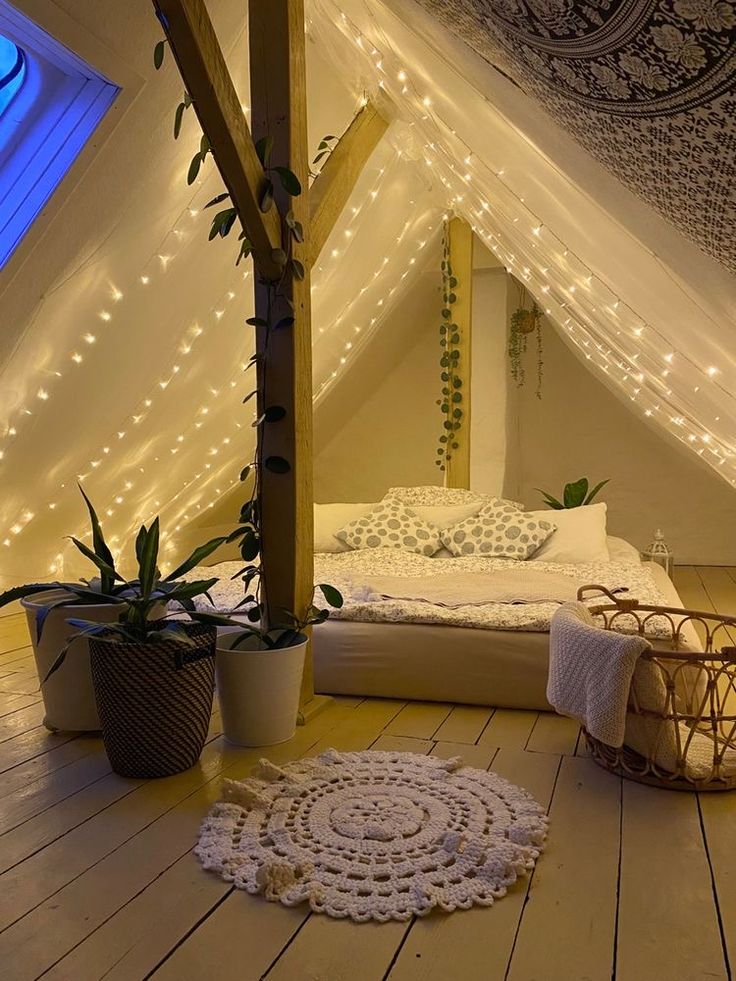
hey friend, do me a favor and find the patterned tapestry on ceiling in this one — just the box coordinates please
[412,0,736,273]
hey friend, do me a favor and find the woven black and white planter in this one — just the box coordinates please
[89,621,216,779]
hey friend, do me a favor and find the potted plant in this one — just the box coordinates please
[153,42,344,748]
[0,488,229,771]
[537,476,610,509]
[508,281,544,398]
[214,582,343,747]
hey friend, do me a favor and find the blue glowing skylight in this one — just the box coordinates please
[0,34,25,117]
[0,3,119,270]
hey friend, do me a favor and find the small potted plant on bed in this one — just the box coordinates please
[0,488,230,772]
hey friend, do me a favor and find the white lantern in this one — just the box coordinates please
[642,529,673,576]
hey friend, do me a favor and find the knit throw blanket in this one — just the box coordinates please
[548,603,651,747]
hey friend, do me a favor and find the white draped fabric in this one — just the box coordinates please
[0,0,733,583]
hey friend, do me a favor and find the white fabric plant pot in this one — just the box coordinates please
[21,589,125,732]
[215,631,307,747]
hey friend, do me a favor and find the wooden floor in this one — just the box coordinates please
[0,566,735,981]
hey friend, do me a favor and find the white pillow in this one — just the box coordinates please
[607,536,641,564]
[314,503,378,553]
[528,502,609,564]
[336,500,442,556]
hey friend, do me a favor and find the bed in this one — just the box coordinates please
[193,507,698,712]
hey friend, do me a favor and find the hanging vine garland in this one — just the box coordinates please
[435,222,463,472]
[508,280,544,400]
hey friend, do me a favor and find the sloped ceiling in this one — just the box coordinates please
[409,0,736,273]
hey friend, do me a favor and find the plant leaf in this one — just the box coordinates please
[317,584,343,608]
[153,39,165,70]
[165,538,228,581]
[584,479,610,505]
[205,191,230,209]
[265,456,290,474]
[274,166,301,196]
[69,537,119,583]
[255,135,273,167]
[563,478,588,509]
[187,152,202,185]
[174,101,185,139]
[138,518,160,599]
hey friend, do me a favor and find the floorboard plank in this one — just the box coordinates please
[507,756,620,981]
[432,705,493,745]
[258,733,428,981]
[0,700,45,743]
[526,711,580,755]
[478,709,538,748]
[0,735,100,801]
[699,791,736,973]
[384,703,452,740]
[388,747,560,981]
[0,701,357,981]
[430,741,498,770]
[616,779,728,981]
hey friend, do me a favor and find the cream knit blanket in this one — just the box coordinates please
[548,603,651,747]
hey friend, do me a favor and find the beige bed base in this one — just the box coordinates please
[312,563,696,711]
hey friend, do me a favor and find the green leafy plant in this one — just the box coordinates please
[508,282,543,399]
[536,477,610,510]
[435,223,463,472]
[153,36,343,646]
[0,487,234,678]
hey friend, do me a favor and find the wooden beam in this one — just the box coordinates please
[308,101,389,266]
[153,0,283,278]
[248,0,318,710]
[445,217,474,490]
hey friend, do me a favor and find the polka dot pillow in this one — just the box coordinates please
[441,504,556,559]
[335,500,442,557]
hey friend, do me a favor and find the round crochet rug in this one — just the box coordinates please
[195,749,548,922]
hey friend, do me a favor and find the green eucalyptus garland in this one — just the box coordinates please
[435,224,463,472]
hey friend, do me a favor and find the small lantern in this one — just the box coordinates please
[642,529,673,576]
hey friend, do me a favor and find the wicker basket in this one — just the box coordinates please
[89,621,216,778]
[579,585,736,791]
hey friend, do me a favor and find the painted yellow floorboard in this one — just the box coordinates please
[477,708,538,748]
[430,740,498,769]
[0,701,357,980]
[0,699,45,742]
[507,756,621,981]
[0,734,100,801]
[388,747,561,981]
[258,734,427,981]
[699,791,736,971]
[384,702,452,740]
[432,705,493,745]
[307,698,407,755]
[616,780,727,981]
[526,711,580,755]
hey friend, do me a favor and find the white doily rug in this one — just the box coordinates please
[195,749,548,922]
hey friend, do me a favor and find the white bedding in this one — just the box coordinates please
[192,539,667,635]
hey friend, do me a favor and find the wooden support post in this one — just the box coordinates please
[154,0,282,278]
[248,0,324,719]
[308,101,388,266]
[445,217,474,490]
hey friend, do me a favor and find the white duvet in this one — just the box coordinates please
[191,548,667,634]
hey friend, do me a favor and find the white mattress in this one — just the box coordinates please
[313,562,699,711]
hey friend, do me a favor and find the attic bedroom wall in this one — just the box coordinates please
[313,267,441,502]
[507,325,736,565]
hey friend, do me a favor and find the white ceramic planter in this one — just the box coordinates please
[21,589,125,732]
[215,631,307,747]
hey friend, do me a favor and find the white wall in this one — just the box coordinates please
[507,324,736,565]
[313,268,442,502]
[469,266,509,496]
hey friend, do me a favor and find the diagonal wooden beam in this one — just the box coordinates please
[308,101,389,266]
[153,0,283,279]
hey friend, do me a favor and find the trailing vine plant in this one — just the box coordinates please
[508,280,544,399]
[154,38,342,647]
[435,222,463,473]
